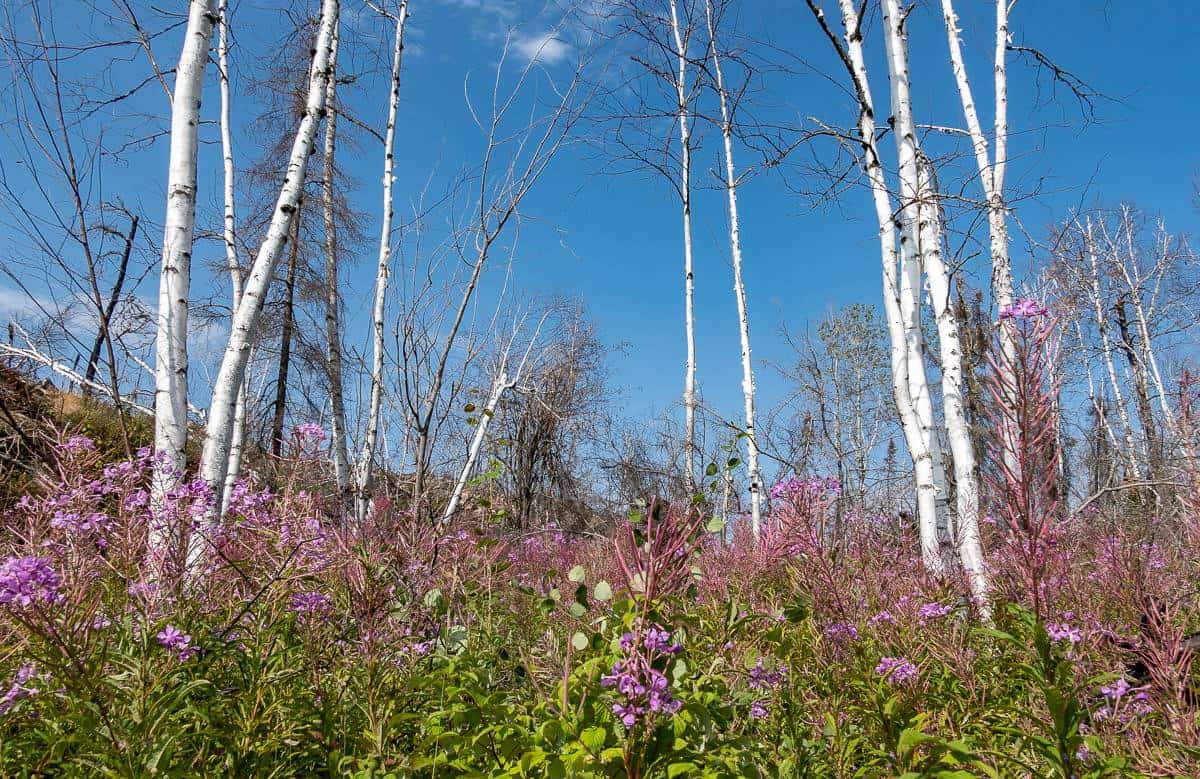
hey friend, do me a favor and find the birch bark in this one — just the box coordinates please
[442,370,512,523]
[666,0,698,491]
[357,0,407,520]
[1083,218,1142,480]
[321,23,351,496]
[217,0,249,512]
[881,0,955,575]
[198,0,340,536]
[916,159,988,605]
[153,0,217,516]
[810,0,947,576]
[703,0,763,534]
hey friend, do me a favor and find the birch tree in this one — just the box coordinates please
[321,20,351,495]
[357,0,408,520]
[804,0,946,575]
[702,0,763,533]
[880,0,987,601]
[217,0,250,511]
[198,0,340,534]
[153,0,217,512]
[938,0,1015,337]
[605,1,705,492]
[667,0,699,491]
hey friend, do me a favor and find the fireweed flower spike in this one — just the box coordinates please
[157,625,197,661]
[875,656,918,685]
[998,298,1049,320]
[293,422,327,442]
[0,556,63,609]
[602,622,684,730]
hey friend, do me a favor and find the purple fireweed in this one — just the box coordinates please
[875,656,918,685]
[293,422,327,442]
[748,659,787,690]
[157,625,196,661]
[917,602,952,624]
[749,700,770,719]
[602,622,683,729]
[0,664,40,713]
[291,591,332,620]
[1046,622,1082,644]
[62,435,96,453]
[822,621,859,643]
[999,298,1049,320]
[0,556,63,609]
[613,500,706,601]
[769,475,841,501]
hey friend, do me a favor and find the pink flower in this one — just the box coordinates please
[293,422,327,442]
[875,656,918,685]
[0,556,63,609]
[999,298,1049,320]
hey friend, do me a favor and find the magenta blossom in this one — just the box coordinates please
[1046,622,1082,644]
[293,422,327,442]
[875,656,918,685]
[0,556,63,609]
[157,625,196,661]
[999,298,1049,320]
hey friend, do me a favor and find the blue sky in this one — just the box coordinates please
[2,0,1198,448]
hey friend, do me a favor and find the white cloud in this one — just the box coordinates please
[512,31,570,64]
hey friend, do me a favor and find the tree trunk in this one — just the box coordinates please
[704,0,763,534]
[443,369,511,523]
[810,0,948,577]
[198,0,340,542]
[85,215,137,387]
[881,0,956,577]
[217,0,248,512]
[1115,297,1160,479]
[667,0,698,492]
[357,0,407,520]
[270,211,302,458]
[1084,219,1142,480]
[915,159,988,605]
[153,0,217,515]
[321,22,351,495]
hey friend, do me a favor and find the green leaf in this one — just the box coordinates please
[594,581,613,602]
[568,565,586,583]
[571,631,589,651]
[569,602,587,619]
[580,726,607,753]
[423,588,444,610]
[706,516,726,533]
[667,762,698,777]
[705,462,718,477]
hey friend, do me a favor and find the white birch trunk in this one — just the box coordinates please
[704,0,763,534]
[357,0,407,521]
[197,0,340,544]
[831,0,945,576]
[442,370,511,523]
[881,0,953,576]
[900,233,951,575]
[667,0,698,491]
[939,0,1015,483]
[321,23,351,497]
[217,0,248,513]
[1084,219,1142,480]
[937,0,1015,324]
[916,159,989,606]
[152,0,217,523]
